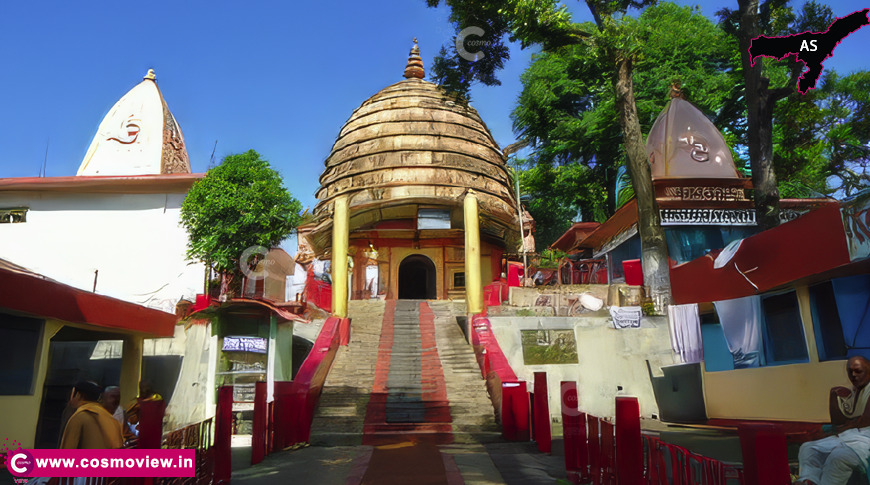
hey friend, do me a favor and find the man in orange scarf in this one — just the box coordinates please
[60,381,124,449]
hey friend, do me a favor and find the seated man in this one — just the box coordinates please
[798,356,870,485]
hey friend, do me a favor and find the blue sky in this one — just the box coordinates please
[1,0,868,213]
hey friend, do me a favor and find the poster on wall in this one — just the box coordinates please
[222,336,268,353]
[520,329,579,365]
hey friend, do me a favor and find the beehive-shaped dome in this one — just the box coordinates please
[312,41,517,231]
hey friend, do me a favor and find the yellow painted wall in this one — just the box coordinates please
[704,360,849,422]
[0,320,62,448]
[385,243,492,300]
[703,283,851,422]
[389,248,444,299]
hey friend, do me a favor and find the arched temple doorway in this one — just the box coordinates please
[398,255,437,299]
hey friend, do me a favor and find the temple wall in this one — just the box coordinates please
[358,239,496,300]
[703,360,847,422]
[0,191,204,313]
[488,315,674,421]
[0,320,62,448]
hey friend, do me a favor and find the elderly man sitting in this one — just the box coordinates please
[797,356,870,485]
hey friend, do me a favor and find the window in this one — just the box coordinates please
[0,208,27,223]
[810,281,848,361]
[453,272,465,289]
[700,304,736,372]
[760,291,809,365]
[417,209,451,230]
[0,314,43,395]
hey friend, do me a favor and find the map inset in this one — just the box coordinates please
[749,9,870,94]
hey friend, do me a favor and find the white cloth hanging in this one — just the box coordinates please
[714,295,763,368]
[668,303,703,363]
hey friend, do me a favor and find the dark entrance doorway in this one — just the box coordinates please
[398,255,437,299]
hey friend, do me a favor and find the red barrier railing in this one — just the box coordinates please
[560,390,746,485]
[275,315,343,448]
[616,396,642,485]
[213,386,233,484]
[469,314,531,441]
[738,423,790,485]
[533,372,551,453]
[251,381,267,465]
[161,417,215,485]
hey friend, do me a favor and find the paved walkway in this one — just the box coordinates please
[232,299,567,485]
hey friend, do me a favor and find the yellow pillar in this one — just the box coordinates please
[464,191,483,314]
[120,336,144,405]
[332,194,350,318]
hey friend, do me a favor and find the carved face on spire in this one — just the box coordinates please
[645,98,739,179]
[77,70,190,176]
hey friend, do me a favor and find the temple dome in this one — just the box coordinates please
[313,41,517,234]
[645,97,739,179]
[77,70,191,176]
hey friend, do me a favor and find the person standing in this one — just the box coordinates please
[101,386,124,426]
[59,381,124,449]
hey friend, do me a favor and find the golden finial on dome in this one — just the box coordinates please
[144,69,156,81]
[404,38,424,79]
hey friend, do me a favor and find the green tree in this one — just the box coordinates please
[180,150,303,295]
[718,0,837,229]
[516,161,608,248]
[428,0,733,310]
[512,3,737,215]
[773,70,870,197]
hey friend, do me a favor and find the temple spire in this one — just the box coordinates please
[403,38,424,79]
[144,69,156,81]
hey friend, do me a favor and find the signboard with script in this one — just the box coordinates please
[222,336,268,354]
[660,208,757,226]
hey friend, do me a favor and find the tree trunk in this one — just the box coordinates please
[219,271,242,301]
[737,0,781,230]
[614,55,672,313]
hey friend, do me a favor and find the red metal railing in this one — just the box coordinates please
[560,381,748,485]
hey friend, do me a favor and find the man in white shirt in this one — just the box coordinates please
[797,356,870,485]
[101,386,125,426]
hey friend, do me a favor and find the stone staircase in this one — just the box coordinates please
[428,300,501,443]
[309,300,384,446]
[310,299,499,446]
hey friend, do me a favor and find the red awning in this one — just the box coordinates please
[0,264,177,337]
[185,297,309,325]
[549,222,602,252]
[670,203,851,304]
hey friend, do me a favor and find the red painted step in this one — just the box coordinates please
[362,301,453,445]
